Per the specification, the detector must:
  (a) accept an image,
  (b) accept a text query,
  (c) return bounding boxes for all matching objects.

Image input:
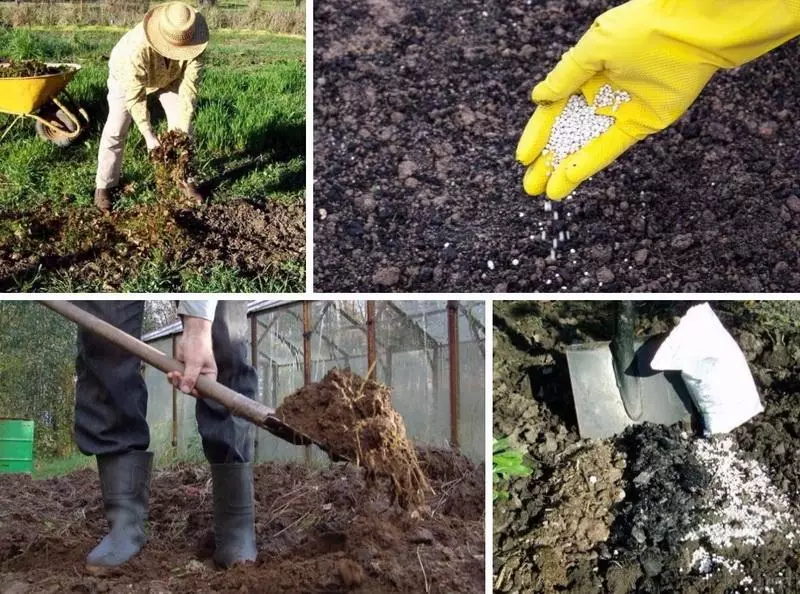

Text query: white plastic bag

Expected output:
[650,303,763,434]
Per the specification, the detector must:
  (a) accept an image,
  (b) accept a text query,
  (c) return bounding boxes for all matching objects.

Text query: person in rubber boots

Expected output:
[517,0,800,200]
[94,1,206,213]
[74,301,258,574]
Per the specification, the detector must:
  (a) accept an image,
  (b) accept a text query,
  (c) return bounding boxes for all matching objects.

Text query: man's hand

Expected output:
[144,131,161,152]
[167,316,216,396]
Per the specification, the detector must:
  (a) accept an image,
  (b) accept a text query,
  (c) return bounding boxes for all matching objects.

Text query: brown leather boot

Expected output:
[94,188,113,213]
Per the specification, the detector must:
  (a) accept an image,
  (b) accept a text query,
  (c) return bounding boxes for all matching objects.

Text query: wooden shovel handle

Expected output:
[39,300,278,426]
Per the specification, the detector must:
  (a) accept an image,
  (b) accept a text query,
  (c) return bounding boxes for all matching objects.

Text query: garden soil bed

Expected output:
[493,301,800,593]
[0,448,484,593]
[314,0,800,293]
[0,198,304,291]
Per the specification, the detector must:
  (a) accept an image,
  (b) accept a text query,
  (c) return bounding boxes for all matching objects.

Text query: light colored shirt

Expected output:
[178,300,218,322]
[108,23,202,137]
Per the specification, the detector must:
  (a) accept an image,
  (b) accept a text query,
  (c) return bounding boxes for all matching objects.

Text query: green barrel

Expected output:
[0,418,34,474]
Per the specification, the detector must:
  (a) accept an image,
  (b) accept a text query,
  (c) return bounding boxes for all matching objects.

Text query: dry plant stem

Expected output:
[417,546,430,593]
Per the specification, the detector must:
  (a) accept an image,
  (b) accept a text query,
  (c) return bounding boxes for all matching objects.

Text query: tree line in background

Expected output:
[0,301,177,460]
[1,0,306,35]
[0,302,76,458]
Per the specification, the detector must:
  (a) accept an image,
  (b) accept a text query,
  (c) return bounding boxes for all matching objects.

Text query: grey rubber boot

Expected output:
[211,463,257,568]
[85,450,153,574]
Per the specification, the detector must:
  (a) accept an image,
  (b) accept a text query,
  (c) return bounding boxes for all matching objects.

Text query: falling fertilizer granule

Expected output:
[275,369,432,510]
[543,84,631,170]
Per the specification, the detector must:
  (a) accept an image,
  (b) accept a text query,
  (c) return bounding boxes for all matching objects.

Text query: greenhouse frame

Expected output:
[142,300,486,463]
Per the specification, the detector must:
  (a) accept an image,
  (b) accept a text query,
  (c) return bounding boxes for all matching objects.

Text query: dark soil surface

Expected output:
[602,424,711,593]
[493,301,800,593]
[0,197,304,291]
[314,0,800,293]
[276,369,431,509]
[0,60,68,77]
[0,450,484,593]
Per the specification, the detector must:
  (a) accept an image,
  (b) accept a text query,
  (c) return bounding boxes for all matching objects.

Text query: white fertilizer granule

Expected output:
[689,546,758,587]
[683,437,796,549]
[543,84,631,170]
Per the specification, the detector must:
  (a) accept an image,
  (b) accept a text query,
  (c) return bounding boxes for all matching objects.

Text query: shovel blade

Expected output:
[565,338,693,439]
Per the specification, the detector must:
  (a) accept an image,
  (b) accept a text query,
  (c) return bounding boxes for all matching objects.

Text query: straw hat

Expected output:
[143,2,209,61]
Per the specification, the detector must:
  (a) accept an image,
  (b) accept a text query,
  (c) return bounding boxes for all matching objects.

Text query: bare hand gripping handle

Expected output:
[39,300,319,449]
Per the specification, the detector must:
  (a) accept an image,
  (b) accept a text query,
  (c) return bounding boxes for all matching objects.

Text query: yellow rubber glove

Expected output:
[517,0,800,200]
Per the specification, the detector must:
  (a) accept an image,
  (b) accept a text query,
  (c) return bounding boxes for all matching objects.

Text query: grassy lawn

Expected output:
[33,451,94,479]
[32,445,206,479]
[0,27,305,292]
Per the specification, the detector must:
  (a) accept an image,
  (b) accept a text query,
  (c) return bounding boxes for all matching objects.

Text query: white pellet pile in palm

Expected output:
[543,84,631,170]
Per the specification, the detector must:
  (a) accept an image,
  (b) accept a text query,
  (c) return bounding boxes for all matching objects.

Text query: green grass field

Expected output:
[0,27,305,292]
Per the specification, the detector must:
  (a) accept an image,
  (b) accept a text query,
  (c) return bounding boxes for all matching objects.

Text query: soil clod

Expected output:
[149,130,196,204]
[276,369,433,510]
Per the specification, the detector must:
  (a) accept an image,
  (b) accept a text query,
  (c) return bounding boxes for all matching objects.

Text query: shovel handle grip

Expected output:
[611,300,643,420]
[39,300,278,426]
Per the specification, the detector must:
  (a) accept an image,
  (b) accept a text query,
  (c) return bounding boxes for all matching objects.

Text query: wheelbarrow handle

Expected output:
[39,300,278,426]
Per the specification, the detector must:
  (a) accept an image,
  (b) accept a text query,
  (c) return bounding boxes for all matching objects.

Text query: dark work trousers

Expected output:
[74,301,257,464]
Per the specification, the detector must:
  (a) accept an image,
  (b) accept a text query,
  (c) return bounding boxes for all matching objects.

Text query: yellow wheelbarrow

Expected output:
[0,62,89,147]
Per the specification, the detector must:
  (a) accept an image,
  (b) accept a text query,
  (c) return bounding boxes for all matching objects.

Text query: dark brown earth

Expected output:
[0,450,484,593]
[314,0,800,292]
[493,301,800,593]
[0,59,68,77]
[0,197,304,291]
[276,369,432,510]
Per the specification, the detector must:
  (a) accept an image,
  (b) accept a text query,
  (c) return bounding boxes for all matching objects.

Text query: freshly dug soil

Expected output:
[276,369,432,509]
[0,198,304,291]
[493,301,800,593]
[530,441,625,592]
[150,130,196,203]
[0,451,483,593]
[0,59,68,78]
[314,0,800,293]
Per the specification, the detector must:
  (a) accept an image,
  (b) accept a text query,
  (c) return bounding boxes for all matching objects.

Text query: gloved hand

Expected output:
[517,0,800,200]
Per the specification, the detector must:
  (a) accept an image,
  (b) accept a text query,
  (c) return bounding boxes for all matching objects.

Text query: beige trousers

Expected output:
[95,80,182,189]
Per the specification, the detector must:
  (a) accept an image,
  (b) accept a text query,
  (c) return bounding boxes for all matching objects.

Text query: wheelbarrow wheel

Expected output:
[34,109,79,147]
